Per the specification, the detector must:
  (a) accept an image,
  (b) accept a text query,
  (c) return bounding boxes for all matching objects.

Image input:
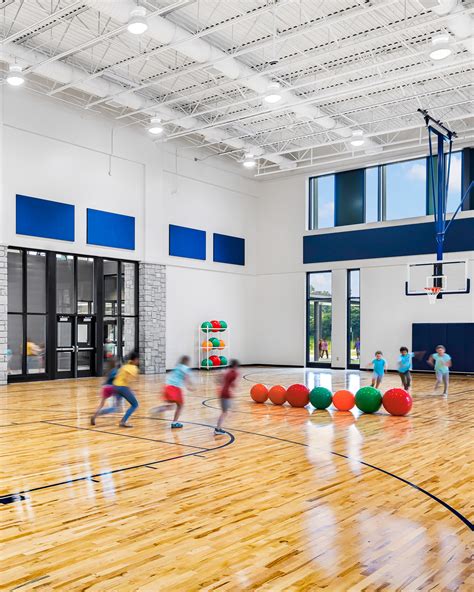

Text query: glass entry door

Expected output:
[307,272,333,367]
[56,315,96,378]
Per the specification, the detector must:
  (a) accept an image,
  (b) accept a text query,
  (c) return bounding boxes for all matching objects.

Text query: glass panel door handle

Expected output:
[57,347,75,352]
[78,347,94,351]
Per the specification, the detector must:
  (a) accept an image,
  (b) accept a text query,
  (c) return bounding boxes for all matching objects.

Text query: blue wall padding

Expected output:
[303,217,474,263]
[16,194,75,241]
[213,233,245,266]
[87,208,135,250]
[169,224,206,260]
[412,323,474,373]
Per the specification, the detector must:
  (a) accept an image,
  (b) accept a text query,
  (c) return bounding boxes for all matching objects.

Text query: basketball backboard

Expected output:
[406,259,470,296]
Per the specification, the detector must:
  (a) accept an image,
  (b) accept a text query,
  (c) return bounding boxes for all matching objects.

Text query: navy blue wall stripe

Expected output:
[169,224,206,260]
[87,208,135,250]
[213,233,245,266]
[303,217,474,263]
[16,195,75,242]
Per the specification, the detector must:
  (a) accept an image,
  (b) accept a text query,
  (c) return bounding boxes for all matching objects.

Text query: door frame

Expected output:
[347,269,361,370]
[306,271,333,368]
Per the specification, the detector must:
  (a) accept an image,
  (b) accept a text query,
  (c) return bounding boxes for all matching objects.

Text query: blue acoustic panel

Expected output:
[412,323,474,373]
[16,194,75,241]
[213,233,245,266]
[169,224,206,260]
[303,217,474,264]
[87,209,135,250]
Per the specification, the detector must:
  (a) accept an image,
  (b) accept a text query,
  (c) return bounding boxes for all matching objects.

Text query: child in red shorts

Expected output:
[150,356,193,429]
[215,359,239,435]
[90,357,120,425]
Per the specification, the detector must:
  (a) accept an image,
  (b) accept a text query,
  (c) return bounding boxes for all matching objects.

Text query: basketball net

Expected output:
[424,286,442,304]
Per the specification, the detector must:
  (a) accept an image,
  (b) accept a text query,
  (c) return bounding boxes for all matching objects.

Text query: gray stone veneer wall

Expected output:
[138,262,166,374]
[0,246,7,385]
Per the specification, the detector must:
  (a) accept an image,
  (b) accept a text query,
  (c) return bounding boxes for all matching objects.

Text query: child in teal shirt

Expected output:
[398,347,414,391]
[428,345,451,395]
[371,350,386,389]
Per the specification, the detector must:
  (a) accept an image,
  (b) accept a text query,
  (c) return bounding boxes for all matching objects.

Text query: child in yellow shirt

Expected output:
[113,351,140,428]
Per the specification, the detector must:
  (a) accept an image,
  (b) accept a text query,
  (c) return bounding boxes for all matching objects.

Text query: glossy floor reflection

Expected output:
[0,368,473,591]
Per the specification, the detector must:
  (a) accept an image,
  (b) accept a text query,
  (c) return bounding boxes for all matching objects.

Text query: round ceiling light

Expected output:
[7,64,25,87]
[264,82,282,104]
[128,7,148,35]
[429,33,452,60]
[243,153,257,168]
[148,117,163,135]
[350,129,365,147]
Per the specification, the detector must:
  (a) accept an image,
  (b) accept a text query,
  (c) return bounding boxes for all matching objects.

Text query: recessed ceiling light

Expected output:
[128,7,148,35]
[7,64,24,87]
[429,33,452,60]
[264,82,282,104]
[148,117,163,135]
[350,129,365,147]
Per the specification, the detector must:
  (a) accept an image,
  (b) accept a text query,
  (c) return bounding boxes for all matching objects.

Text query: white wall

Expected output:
[0,87,259,368]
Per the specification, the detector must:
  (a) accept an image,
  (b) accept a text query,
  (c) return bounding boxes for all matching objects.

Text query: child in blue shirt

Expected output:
[428,345,452,395]
[398,347,414,391]
[371,351,386,389]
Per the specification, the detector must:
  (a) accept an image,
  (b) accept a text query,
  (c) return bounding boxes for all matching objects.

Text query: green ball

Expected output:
[210,337,220,347]
[201,358,213,367]
[219,320,227,332]
[201,321,212,332]
[355,386,382,413]
[219,356,228,366]
[309,386,333,409]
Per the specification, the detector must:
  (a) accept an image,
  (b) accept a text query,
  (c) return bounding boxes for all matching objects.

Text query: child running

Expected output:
[398,347,414,391]
[428,345,452,395]
[151,355,193,429]
[90,357,120,425]
[215,359,239,435]
[371,350,386,389]
[113,351,140,427]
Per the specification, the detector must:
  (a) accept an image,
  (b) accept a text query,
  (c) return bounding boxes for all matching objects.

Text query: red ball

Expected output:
[209,355,221,366]
[286,384,309,408]
[250,383,268,403]
[382,388,413,416]
[210,320,221,333]
[332,390,355,411]
[268,385,286,405]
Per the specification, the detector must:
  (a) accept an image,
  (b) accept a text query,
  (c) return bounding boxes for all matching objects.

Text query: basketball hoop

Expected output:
[424,286,442,304]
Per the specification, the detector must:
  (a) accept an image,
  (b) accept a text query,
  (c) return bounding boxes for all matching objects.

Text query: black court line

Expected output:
[0,421,234,502]
[200,399,473,531]
[41,420,209,450]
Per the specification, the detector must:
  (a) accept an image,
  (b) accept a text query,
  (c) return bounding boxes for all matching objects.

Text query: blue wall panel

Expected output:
[16,194,75,241]
[169,224,206,260]
[87,209,135,250]
[412,323,474,373]
[303,217,474,264]
[213,233,245,266]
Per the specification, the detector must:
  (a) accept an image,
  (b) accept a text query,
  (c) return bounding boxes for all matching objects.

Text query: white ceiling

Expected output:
[0,0,472,177]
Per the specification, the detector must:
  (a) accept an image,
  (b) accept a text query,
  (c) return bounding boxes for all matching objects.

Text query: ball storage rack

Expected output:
[198,324,230,370]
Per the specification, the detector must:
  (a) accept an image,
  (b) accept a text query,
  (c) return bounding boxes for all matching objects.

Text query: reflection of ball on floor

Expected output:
[332,390,355,411]
[286,384,309,408]
[268,385,286,405]
[355,386,382,413]
[309,386,332,409]
[250,383,268,403]
[382,388,413,416]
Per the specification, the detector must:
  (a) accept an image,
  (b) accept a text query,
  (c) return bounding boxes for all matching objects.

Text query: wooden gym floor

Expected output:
[1,368,473,591]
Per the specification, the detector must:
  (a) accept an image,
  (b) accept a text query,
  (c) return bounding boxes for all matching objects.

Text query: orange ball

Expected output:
[201,340,212,350]
[268,385,286,405]
[332,390,355,411]
[286,384,309,408]
[217,340,225,350]
[250,383,268,403]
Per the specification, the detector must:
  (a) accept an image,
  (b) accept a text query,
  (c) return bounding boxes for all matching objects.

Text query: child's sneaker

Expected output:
[214,428,225,435]
[171,422,183,429]
[90,416,96,426]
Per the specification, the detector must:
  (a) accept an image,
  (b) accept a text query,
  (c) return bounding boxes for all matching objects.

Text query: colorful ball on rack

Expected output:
[219,320,227,332]
[382,388,413,416]
[286,384,309,408]
[309,386,332,409]
[355,386,382,414]
[217,340,225,350]
[268,385,286,405]
[201,321,212,332]
[219,356,228,366]
[332,390,355,411]
[209,355,221,366]
[250,383,268,403]
[210,337,220,348]
[201,340,213,350]
[201,358,213,368]
[210,320,221,332]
